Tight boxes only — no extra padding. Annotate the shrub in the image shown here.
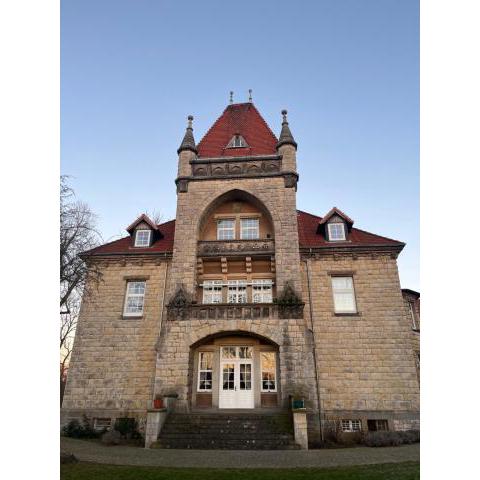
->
[62,415,101,439]
[114,417,143,441]
[363,430,420,447]
[100,429,122,446]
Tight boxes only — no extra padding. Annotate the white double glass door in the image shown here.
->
[219,346,254,409]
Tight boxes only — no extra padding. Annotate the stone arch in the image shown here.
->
[185,321,283,349]
[196,188,278,239]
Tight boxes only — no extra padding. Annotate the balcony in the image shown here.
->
[166,302,304,321]
[197,239,275,257]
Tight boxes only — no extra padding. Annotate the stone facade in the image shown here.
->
[61,101,419,445]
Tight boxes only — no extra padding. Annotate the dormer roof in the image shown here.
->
[318,207,354,226]
[126,214,159,234]
[197,103,278,158]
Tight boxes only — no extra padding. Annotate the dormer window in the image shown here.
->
[327,222,346,241]
[227,135,248,148]
[135,229,151,247]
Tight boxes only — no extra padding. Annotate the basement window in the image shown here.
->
[93,418,111,431]
[341,419,362,432]
[367,419,389,432]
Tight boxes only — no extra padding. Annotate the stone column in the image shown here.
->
[293,408,309,450]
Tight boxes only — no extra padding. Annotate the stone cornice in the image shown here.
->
[300,244,405,259]
[191,154,282,164]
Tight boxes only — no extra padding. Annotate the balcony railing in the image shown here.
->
[166,302,304,321]
[197,239,275,257]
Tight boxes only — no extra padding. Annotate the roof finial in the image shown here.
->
[187,115,193,129]
[276,109,297,150]
[229,91,234,104]
[248,89,253,102]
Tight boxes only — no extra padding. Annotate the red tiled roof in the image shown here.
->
[85,212,403,257]
[297,210,404,249]
[83,219,175,256]
[197,103,278,158]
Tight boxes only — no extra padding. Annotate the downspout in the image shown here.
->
[304,251,324,443]
[150,258,169,402]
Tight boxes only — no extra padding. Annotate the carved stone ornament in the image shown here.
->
[275,281,304,318]
[167,284,193,320]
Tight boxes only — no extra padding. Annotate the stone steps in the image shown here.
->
[153,412,299,450]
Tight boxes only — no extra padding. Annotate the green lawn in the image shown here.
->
[61,461,420,480]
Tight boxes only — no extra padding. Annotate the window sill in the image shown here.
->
[121,314,145,320]
[334,312,361,317]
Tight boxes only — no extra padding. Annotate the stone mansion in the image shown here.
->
[61,99,420,448]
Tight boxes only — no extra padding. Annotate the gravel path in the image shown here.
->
[61,437,419,469]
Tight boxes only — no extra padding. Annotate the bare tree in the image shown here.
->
[60,176,102,309]
[60,176,102,403]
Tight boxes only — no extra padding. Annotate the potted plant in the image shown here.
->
[290,386,307,410]
[153,394,164,409]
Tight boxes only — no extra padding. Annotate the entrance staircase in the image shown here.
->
[152,412,300,450]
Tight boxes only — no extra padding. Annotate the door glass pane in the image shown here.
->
[222,364,234,390]
[238,346,252,358]
[221,347,236,359]
[239,363,252,390]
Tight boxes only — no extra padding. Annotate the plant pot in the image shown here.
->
[153,398,164,409]
[292,398,305,410]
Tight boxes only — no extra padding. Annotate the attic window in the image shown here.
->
[227,135,248,148]
[327,222,346,241]
[135,230,151,247]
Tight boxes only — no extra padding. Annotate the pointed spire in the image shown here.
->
[177,115,198,155]
[276,109,297,150]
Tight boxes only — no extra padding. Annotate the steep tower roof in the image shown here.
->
[197,103,278,158]
[177,115,197,155]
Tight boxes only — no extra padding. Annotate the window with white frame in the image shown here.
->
[240,218,259,239]
[134,229,151,247]
[227,280,247,303]
[327,222,346,241]
[409,301,418,330]
[217,219,235,240]
[252,279,273,303]
[197,351,213,391]
[341,419,361,432]
[202,280,223,304]
[331,276,357,313]
[123,281,146,316]
[261,352,277,391]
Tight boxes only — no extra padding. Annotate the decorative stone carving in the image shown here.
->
[167,303,304,321]
[167,284,193,320]
[275,281,304,318]
[283,173,298,189]
[198,239,274,256]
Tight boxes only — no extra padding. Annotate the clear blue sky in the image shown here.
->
[61,0,419,290]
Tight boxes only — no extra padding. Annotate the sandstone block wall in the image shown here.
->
[62,257,169,423]
[301,253,420,429]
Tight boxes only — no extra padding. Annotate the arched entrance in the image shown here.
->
[190,331,280,410]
